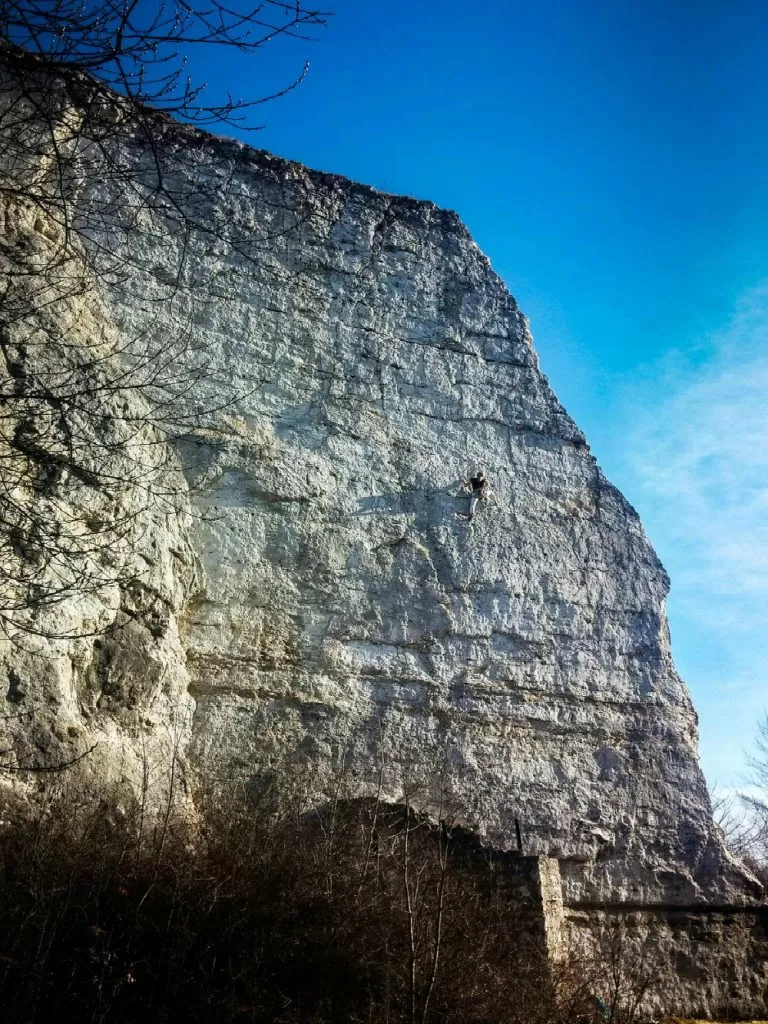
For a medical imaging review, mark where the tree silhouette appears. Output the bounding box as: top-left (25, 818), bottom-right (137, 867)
top-left (0, 1), bottom-right (328, 641)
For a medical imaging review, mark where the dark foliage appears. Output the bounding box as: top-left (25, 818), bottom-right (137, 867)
top-left (0, 785), bottom-right (598, 1024)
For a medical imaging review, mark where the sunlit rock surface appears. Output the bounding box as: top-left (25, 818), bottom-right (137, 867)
top-left (75, 126), bottom-right (754, 907)
top-left (0, 103), bottom-right (757, 907)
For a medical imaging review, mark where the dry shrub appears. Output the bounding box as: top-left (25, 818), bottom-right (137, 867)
top-left (0, 772), bottom-right (650, 1023)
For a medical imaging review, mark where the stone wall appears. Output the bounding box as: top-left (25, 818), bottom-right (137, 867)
top-left (565, 902), bottom-right (768, 1018)
top-left (513, 854), bottom-right (768, 1018)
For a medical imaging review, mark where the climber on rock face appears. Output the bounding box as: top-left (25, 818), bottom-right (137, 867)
top-left (463, 469), bottom-right (489, 520)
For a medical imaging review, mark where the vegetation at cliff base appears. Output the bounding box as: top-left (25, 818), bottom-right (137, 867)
top-left (0, 781), bottom-right (653, 1024)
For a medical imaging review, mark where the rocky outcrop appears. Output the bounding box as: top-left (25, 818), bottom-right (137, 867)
top-left (0, 94), bottom-right (759, 914)
top-left (71, 123), bottom-right (755, 908)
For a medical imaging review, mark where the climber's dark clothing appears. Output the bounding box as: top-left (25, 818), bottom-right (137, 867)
top-left (465, 473), bottom-right (489, 519)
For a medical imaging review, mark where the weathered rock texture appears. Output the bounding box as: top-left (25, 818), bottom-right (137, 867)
top-left (74, 123), bottom-right (758, 910)
top-left (565, 904), bottom-right (768, 1019)
top-left (0, 94), bottom-right (761, 927)
top-left (0, 190), bottom-right (197, 799)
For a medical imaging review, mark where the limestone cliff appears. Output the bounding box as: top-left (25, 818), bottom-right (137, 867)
top-left (0, 105), bottom-right (757, 910)
top-left (0, 189), bottom-right (197, 799)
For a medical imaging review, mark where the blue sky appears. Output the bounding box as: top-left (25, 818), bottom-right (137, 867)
top-left (183, 0), bottom-right (768, 788)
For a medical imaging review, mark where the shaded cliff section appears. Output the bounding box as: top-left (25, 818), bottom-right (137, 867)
top-left (0, 68), bottom-right (199, 805)
top-left (0, 72), bottom-right (760, 913)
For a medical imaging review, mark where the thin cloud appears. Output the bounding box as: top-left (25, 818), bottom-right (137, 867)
top-left (628, 284), bottom-right (768, 632)
top-left (619, 284), bottom-right (768, 787)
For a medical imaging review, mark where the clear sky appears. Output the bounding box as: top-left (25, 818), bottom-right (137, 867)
top-left (183, 0), bottom-right (768, 789)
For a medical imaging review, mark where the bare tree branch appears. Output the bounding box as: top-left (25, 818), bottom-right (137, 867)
top-left (0, 0), bottom-right (329, 775)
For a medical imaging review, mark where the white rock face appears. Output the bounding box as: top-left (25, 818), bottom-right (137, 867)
top-left (1, 108), bottom-right (757, 907)
top-left (72, 127), bottom-right (755, 908)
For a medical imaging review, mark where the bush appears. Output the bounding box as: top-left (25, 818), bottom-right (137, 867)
top-left (0, 776), bottom-right (630, 1023)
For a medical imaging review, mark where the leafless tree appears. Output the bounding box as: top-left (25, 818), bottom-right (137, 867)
top-left (738, 715), bottom-right (768, 882)
top-left (744, 716), bottom-right (768, 822)
top-left (711, 785), bottom-right (759, 861)
top-left (0, 1), bottom-right (329, 641)
top-left (710, 716), bottom-right (768, 886)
